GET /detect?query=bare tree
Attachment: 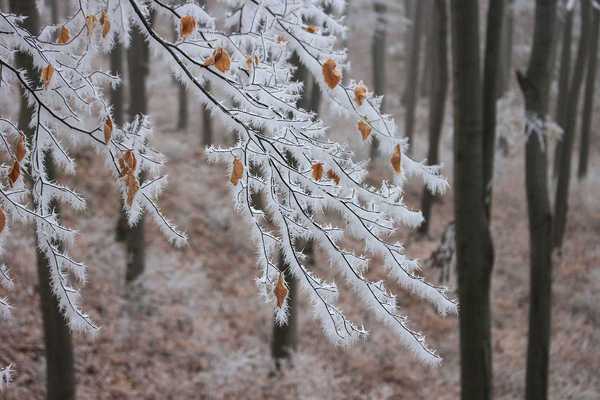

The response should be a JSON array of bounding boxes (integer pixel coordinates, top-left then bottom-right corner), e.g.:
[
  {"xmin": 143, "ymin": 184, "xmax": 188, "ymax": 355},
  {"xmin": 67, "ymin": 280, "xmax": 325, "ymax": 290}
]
[
  {"xmin": 9, "ymin": 2, "xmax": 76, "ymax": 399},
  {"xmin": 369, "ymin": 1, "xmax": 386, "ymax": 160},
  {"xmin": 577, "ymin": 6, "xmax": 599, "ymax": 179},
  {"xmin": 125, "ymin": 24, "xmax": 150, "ymax": 282},
  {"xmin": 419, "ymin": 0, "xmax": 448, "ymax": 235},
  {"xmin": 450, "ymin": 1, "xmax": 495, "ymax": 399},
  {"xmin": 516, "ymin": 1, "xmax": 558, "ymax": 398},
  {"xmin": 553, "ymin": 0, "xmax": 592, "ymax": 249},
  {"xmin": 404, "ymin": 0, "xmax": 425, "ymax": 154}
]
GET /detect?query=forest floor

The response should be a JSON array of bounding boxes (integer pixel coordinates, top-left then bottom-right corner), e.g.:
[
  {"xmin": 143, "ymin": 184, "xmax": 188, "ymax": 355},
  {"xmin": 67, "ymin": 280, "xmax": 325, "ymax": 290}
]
[{"xmin": 1, "ymin": 81, "xmax": 599, "ymax": 399}]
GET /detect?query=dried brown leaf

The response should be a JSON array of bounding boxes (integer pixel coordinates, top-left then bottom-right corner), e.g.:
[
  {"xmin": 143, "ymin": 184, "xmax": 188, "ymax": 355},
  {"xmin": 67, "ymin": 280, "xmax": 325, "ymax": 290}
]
[
  {"xmin": 57, "ymin": 25, "xmax": 71, "ymax": 44},
  {"xmin": 274, "ymin": 273, "xmax": 288, "ymax": 308},
  {"xmin": 180, "ymin": 15, "xmax": 197, "ymax": 40},
  {"xmin": 327, "ymin": 169, "xmax": 340, "ymax": 185},
  {"xmin": 305, "ymin": 25, "xmax": 318, "ymax": 33},
  {"xmin": 390, "ymin": 144, "xmax": 402, "ymax": 174},
  {"xmin": 0, "ymin": 208, "xmax": 5, "ymax": 234},
  {"xmin": 358, "ymin": 119, "xmax": 372, "ymax": 141},
  {"xmin": 8, "ymin": 161, "xmax": 20, "ymax": 187},
  {"xmin": 354, "ymin": 83, "xmax": 367, "ymax": 106},
  {"xmin": 86, "ymin": 15, "xmax": 97, "ymax": 35},
  {"xmin": 16, "ymin": 131, "xmax": 26, "ymax": 162},
  {"xmin": 311, "ymin": 162, "xmax": 324, "ymax": 181},
  {"xmin": 100, "ymin": 10, "xmax": 110, "ymax": 38},
  {"xmin": 126, "ymin": 173, "xmax": 140, "ymax": 207},
  {"xmin": 41, "ymin": 64, "xmax": 54, "ymax": 89},
  {"xmin": 104, "ymin": 116, "xmax": 113, "ymax": 145},
  {"xmin": 322, "ymin": 58, "xmax": 342, "ymax": 89},
  {"xmin": 230, "ymin": 158, "xmax": 244, "ymax": 186}
]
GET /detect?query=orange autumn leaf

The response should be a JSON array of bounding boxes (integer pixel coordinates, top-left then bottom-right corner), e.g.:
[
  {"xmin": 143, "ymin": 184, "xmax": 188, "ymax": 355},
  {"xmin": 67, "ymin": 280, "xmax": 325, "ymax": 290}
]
[
  {"xmin": 274, "ymin": 273, "xmax": 288, "ymax": 308},
  {"xmin": 41, "ymin": 64, "xmax": 54, "ymax": 89},
  {"xmin": 311, "ymin": 162, "xmax": 324, "ymax": 181},
  {"xmin": 103, "ymin": 116, "xmax": 113, "ymax": 145},
  {"xmin": 305, "ymin": 25, "xmax": 318, "ymax": 33},
  {"xmin": 354, "ymin": 83, "xmax": 367, "ymax": 106},
  {"xmin": 180, "ymin": 15, "xmax": 197, "ymax": 39},
  {"xmin": 322, "ymin": 58, "xmax": 342, "ymax": 89},
  {"xmin": 0, "ymin": 208, "xmax": 5, "ymax": 234},
  {"xmin": 203, "ymin": 48, "xmax": 231, "ymax": 73},
  {"xmin": 57, "ymin": 25, "xmax": 71, "ymax": 44},
  {"xmin": 390, "ymin": 144, "xmax": 402, "ymax": 174},
  {"xmin": 327, "ymin": 169, "xmax": 340, "ymax": 185},
  {"xmin": 126, "ymin": 173, "xmax": 140, "ymax": 207},
  {"xmin": 100, "ymin": 10, "xmax": 110, "ymax": 38},
  {"xmin": 230, "ymin": 158, "xmax": 244, "ymax": 185},
  {"xmin": 8, "ymin": 160, "xmax": 20, "ymax": 187},
  {"xmin": 85, "ymin": 15, "xmax": 97, "ymax": 35},
  {"xmin": 16, "ymin": 132, "xmax": 26, "ymax": 162},
  {"xmin": 358, "ymin": 119, "xmax": 372, "ymax": 140}
]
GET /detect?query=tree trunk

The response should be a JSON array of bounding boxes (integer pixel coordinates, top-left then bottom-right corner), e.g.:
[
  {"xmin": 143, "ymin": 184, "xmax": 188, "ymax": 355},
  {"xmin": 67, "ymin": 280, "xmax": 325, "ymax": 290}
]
[
  {"xmin": 553, "ymin": 8, "xmax": 574, "ymax": 177},
  {"xmin": 516, "ymin": 2, "xmax": 558, "ymax": 399},
  {"xmin": 125, "ymin": 24, "xmax": 149, "ymax": 283},
  {"xmin": 177, "ymin": 82, "xmax": 188, "ymax": 131},
  {"xmin": 553, "ymin": 1, "xmax": 591, "ymax": 249},
  {"xmin": 482, "ymin": 0, "xmax": 505, "ymax": 219},
  {"xmin": 419, "ymin": 0, "xmax": 434, "ymax": 98},
  {"xmin": 449, "ymin": 2, "xmax": 494, "ymax": 400},
  {"xmin": 10, "ymin": 1, "xmax": 76, "ymax": 399},
  {"xmin": 418, "ymin": 0, "xmax": 448, "ymax": 235},
  {"xmin": 370, "ymin": 1, "xmax": 386, "ymax": 161},
  {"xmin": 404, "ymin": 0, "xmax": 425, "ymax": 154},
  {"xmin": 497, "ymin": 1, "xmax": 514, "ymax": 97},
  {"xmin": 201, "ymin": 102, "xmax": 213, "ymax": 147},
  {"xmin": 577, "ymin": 7, "xmax": 599, "ymax": 179}
]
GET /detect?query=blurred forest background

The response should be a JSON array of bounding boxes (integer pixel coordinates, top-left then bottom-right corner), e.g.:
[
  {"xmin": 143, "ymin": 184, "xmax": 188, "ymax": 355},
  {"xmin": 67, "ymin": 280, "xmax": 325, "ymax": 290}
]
[{"xmin": 0, "ymin": 0, "xmax": 599, "ymax": 399}]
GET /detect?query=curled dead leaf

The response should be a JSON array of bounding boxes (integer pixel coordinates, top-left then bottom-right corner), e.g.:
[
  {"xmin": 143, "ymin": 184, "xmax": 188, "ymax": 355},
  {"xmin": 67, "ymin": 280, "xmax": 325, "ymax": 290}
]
[
  {"xmin": 8, "ymin": 160, "xmax": 20, "ymax": 187},
  {"xmin": 103, "ymin": 116, "xmax": 113, "ymax": 145},
  {"xmin": 354, "ymin": 83, "xmax": 367, "ymax": 106},
  {"xmin": 100, "ymin": 10, "xmax": 110, "ymax": 38},
  {"xmin": 322, "ymin": 58, "xmax": 342, "ymax": 89},
  {"xmin": 126, "ymin": 173, "xmax": 140, "ymax": 207},
  {"xmin": 305, "ymin": 25, "xmax": 318, "ymax": 33},
  {"xmin": 0, "ymin": 208, "xmax": 5, "ymax": 234},
  {"xmin": 41, "ymin": 64, "xmax": 54, "ymax": 89},
  {"xmin": 16, "ymin": 131, "xmax": 26, "ymax": 162},
  {"xmin": 230, "ymin": 158, "xmax": 244, "ymax": 186},
  {"xmin": 180, "ymin": 15, "xmax": 197, "ymax": 40},
  {"xmin": 327, "ymin": 169, "xmax": 340, "ymax": 185},
  {"xmin": 57, "ymin": 25, "xmax": 71, "ymax": 44},
  {"xmin": 86, "ymin": 15, "xmax": 97, "ymax": 35},
  {"xmin": 358, "ymin": 119, "xmax": 372, "ymax": 141},
  {"xmin": 274, "ymin": 273, "xmax": 288, "ymax": 308},
  {"xmin": 123, "ymin": 150, "xmax": 137, "ymax": 172},
  {"xmin": 311, "ymin": 162, "xmax": 323, "ymax": 181},
  {"xmin": 203, "ymin": 48, "xmax": 231, "ymax": 73},
  {"xmin": 390, "ymin": 144, "xmax": 402, "ymax": 174}
]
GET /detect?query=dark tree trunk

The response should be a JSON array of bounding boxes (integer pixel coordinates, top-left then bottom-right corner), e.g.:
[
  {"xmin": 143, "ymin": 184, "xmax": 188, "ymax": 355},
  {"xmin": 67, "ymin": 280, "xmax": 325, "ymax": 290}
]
[
  {"xmin": 10, "ymin": 1, "xmax": 76, "ymax": 399},
  {"xmin": 516, "ymin": 2, "xmax": 558, "ymax": 400},
  {"xmin": 497, "ymin": 1, "xmax": 514, "ymax": 97},
  {"xmin": 201, "ymin": 102, "xmax": 213, "ymax": 147},
  {"xmin": 482, "ymin": 0, "xmax": 505, "ymax": 219},
  {"xmin": 418, "ymin": 0, "xmax": 448, "ymax": 235},
  {"xmin": 125, "ymin": 24, "xmax": 149, "ymax": 283},
  {"xmin": 553, "ymin": 8, "xmax": 574, "ymax": 176},
  {"xmin": 419, "ymin": 0, "xmax": 434, "ymax": 98},
  {"xmin": 577, "ymin": 7, "xmax": 599, "ymax": 179},
  {"xmin": 404, "ymin": 0, "xmax": 425, "ymax": 154},
  {"xmin": 177, "ymin": 82, "xmax": 188, "ymax": 131},
  {"xmin": 449, "ymin": 2, "xmax": 494, "ymax": 400},
  {"xmin": 370, "ymin": 1, "xmax": 386, "ymax": 160},
  {"xmin": 553, "ymin": 1, "xmax": 592, "ymax": 249}
]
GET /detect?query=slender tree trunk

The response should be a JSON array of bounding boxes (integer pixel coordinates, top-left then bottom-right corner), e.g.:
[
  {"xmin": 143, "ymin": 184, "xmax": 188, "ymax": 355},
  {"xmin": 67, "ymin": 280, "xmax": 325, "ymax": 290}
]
[
  {"xmin": 125, "ymin": 24, "xmax": 149, "ymax": 283},
  {"xmin": 370, "ymin": 1, "xmax": 386, "ymax": 160},
  {"xmin": 201, "ymin": 101, "xmax": 213, "ymax": 147},
  {"xmin": 418, "ymin": 0, "xmax": 448, "ymax": 235},
  {"xmin": 404, "ymin": 0, "xmax": 425, "ymax": 154},
  {"xmin": 419, "ymin": 0, "xmax": 434, "ymax": 98},
  {"xmin": 553, "ymin": 8, "xmax": 574, "ymax": 176},
  {"xmin": 177, "ymin": 83, "xmax": 188, "ymax": 131},
  {"xmin": 553, "ymin": 1, "xmax": 591, "ymax": 249},
  {"xmin": 482, "ymin": 0, "xmax": 505, "ymax": 219},
  {"xmin": 497, "ymin": 1, "xmax": 513, "ymax": 97},
  {"xmin": 577, "ymin": 7, "xmax": 599, "ymax": 179},
  {"xmin": 516, "ymin": 2, "xmax": 558, "ymax": 400},
  {"xmin": 10, "ymin": 1, "xmax": 76, "ymax": 399},
  {"xmin": 450, "ymin": 2, "xmax": 494, "ymax": 400}
]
